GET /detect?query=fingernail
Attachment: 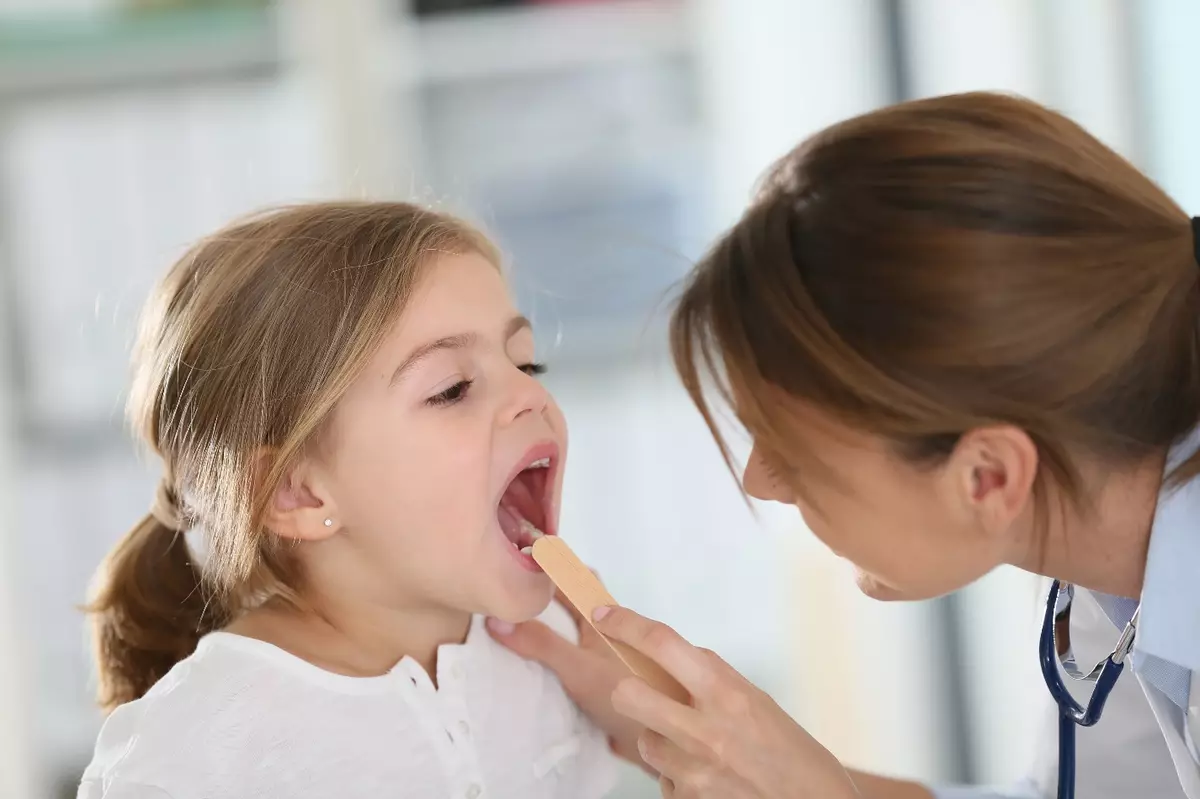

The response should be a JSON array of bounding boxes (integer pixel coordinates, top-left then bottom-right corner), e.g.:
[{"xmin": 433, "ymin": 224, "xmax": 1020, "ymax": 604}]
[
  {"xmin": 487, "ymin": 618, "xmax": 515, "ymax": 636},
  {"xmin": 637, "ymin": 736, "xmax": 649, "ymax": 761},
  {"xmin": 592, "ymin": 606, "xmax": 612, "ymax": 622}
]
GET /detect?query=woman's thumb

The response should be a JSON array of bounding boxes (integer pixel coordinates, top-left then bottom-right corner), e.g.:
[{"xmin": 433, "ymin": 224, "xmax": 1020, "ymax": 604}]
[{"xmin": 487, "ymin": 618, "xmax": 585, "ymax": 680}]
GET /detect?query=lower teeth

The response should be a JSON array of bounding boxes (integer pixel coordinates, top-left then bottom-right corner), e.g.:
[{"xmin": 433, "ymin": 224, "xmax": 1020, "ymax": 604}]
[
  {"xmin": 520, "ymin": 519, "xmax": 545, "ymax": 540},
  {"xmin": 515, "ymin": 519, "xmax": 544, "ymax": 556}
]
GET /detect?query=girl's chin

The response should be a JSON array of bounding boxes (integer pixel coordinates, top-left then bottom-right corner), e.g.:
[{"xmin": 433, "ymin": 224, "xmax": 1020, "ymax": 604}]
[{"xmin": 488, "ymin": 577, "xmax": 555, "ymax": 623}]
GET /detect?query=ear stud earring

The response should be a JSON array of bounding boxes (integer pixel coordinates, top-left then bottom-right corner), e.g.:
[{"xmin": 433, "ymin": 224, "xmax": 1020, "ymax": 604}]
[{"xmin": 324, "ymin": 518, "xmax": 333, "ymax": 527}]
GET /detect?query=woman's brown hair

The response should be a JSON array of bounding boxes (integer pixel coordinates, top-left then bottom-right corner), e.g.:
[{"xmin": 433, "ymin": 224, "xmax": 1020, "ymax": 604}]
[
  {"xmin": 88, "ymin": 202, "xmax": 497, "ymax": 713},
  {"xmin": 672, "ymin": 92, "xmax": 1200, "ymax": 512}
]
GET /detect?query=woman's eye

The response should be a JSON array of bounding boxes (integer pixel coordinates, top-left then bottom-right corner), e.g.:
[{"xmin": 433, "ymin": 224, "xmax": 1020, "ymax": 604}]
[
  {"xmin": 427, "ymin": 379, "xmax": 473, "ymax": 407},
  {"xmin": 762, "ymin": 455, "xmax": 794, "ymax": 483},
  {"xmin": 520, "ymin": 362, "xmax": 547, "ymax": 377}
]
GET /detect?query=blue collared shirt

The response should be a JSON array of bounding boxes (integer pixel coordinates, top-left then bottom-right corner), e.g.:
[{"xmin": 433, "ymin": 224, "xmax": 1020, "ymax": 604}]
[{"xmin": 936, "ymin": 431, "xmax": 1200, "ymax": 799}]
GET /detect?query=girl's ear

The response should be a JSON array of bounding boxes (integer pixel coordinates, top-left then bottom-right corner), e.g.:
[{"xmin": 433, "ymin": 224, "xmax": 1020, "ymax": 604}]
[{"xmin": 261, "ymin": 455, "xmax": 342, "ymax": 542}]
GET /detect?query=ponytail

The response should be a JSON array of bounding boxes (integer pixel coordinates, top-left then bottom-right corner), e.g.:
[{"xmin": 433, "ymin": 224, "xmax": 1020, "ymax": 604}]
[{"xmin": 87, "ymin": 501, "xmax": 227, "ymax": 713}]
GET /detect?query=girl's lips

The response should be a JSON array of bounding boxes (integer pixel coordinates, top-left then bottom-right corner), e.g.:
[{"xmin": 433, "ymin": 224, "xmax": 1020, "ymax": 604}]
[{"xmin": 507, "ymin": 542, "xmax": 544, "ymax": 573}]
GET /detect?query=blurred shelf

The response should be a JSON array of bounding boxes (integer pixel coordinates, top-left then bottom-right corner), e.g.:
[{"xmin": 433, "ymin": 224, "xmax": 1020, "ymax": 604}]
[
  {"xmin": 395, "ymin": 0, "xmax": 693, "ymax": 84},
  {"xmin": 0, "ymin": 6, "xmax": 278, "ymax": 101}
]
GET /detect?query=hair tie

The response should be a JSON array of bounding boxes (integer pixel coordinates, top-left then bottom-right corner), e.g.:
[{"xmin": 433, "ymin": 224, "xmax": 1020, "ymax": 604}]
[
  {"xmin": 1192, "ymin": 217, "xmax": 1200, "ymax": 266},
  {"xmin": 150, "ymin": 478, "xmax": 185, "ymax": 532}
]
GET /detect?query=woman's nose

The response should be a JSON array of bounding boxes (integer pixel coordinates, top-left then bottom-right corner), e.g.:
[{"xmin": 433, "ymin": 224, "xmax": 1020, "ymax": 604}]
[{"xmin": 743, "ymin": 444, "xmax": 793, "ymax": 503}]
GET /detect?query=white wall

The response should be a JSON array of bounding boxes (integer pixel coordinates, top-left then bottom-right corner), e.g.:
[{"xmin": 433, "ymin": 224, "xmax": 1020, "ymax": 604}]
[
  {"xmin": 693, "ymin": 0, "xmax": 891, "ymax": 229},
  {"xmin": 1041, "ymin": 0, "xmax": 1140, "ymax": 161},
  {"xmin": 901, "ymin": 0, "xmax": 1047, "ymax": 102},
  {"xmin": 0, "ymin": 309, "xmax": 36, "ymax": 799},
  {"xmin": 1138, "ymin": 0, "xmax": 1200, "ymax": 213}
]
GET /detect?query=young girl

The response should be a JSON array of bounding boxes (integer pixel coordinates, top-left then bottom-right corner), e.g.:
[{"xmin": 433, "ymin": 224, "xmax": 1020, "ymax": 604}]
[{"xmin": 78, "ymin": 203, "xmax": 619, "ymax": 798}]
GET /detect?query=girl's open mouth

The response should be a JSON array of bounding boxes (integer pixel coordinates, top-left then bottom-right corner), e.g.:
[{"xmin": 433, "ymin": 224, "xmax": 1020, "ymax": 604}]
[{"xmin": 497, "ymin": 451, "xmax": 556, "ymax": 558}]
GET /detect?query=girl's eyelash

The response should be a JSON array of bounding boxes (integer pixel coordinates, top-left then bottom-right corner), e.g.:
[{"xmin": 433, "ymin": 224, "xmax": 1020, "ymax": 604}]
[
  {"xmin": 425, "ymin": 364, "xmax": 545, "ymax": 408},
  {"xmin": 427, "ymin": 379, "xmax": 473, "ymax": 407}
]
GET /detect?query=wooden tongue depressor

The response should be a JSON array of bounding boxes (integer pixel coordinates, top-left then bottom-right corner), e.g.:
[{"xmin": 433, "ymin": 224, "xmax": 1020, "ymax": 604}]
[{"xmin": 532, "ymin": 536, "xmax": 690, "ymax": 705}]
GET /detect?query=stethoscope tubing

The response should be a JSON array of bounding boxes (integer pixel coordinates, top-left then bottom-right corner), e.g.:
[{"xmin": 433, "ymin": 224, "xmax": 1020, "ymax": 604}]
[{"xmin": 1039, "ymin": 580, "xmax": 1137, "ymax": 799}]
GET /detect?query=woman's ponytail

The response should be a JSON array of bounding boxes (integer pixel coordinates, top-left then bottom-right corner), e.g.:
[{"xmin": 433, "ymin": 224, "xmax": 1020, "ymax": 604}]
[
  {"xmin": 1168, "ymin": 216, "xmax": 1200, "ymax": 488},
  {"xmin": 87, "ymin": 481, "xmax": 226, "ymax": 713}
]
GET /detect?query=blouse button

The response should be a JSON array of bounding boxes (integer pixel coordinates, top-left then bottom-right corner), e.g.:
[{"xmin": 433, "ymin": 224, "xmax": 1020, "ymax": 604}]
[{"xmin": 465, "ymin": 784, "xmax": 482, "ymax": 799}]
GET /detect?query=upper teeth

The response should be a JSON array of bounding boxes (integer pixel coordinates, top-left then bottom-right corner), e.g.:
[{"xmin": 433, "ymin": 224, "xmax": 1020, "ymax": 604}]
[{"xmin": 528, "ymin": 458, "xmax": 550, "ymax": 469}]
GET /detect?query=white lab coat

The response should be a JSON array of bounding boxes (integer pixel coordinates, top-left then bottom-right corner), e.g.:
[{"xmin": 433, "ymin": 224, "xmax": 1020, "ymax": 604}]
[
  {"xmin": 940, "ymin": 584, "xmax": 1195, "ymax": 799},
  {"xmin": 1027, "ymin": 584, "xmax": 1189, "ymax": 799}
]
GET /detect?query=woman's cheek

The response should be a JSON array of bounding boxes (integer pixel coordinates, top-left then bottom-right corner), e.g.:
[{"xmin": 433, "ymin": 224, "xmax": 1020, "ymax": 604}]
[{"xmin": 793, "ymin": 500, "xmax": 848, "ymax": 556}]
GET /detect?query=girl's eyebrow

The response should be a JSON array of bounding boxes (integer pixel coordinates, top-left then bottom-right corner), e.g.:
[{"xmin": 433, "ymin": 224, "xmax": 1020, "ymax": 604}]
[
  {"xmin": 389, "ymin": 315, "xmax": 531, "ymax": 386},
  {"xmin": 389, "ymin": 333, "xmax": 475, "ymax": 387}
]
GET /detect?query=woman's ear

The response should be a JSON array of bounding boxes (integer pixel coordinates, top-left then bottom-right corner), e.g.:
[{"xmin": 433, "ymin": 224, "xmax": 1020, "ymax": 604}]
[
  {"xmin": 262, "ymin": 455, "xmax": 341, "ymax": 542},
  {"xmin": 950, "ymin": 425, "xmax": 1038, "ymax": 533}
]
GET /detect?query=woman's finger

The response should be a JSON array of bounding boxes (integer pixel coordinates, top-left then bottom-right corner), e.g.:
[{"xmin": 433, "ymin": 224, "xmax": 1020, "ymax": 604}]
[
  {"xmin": 639, "ymin": 730, "xmax": 708, "ymax": 784},
  {"xmin": 645, "ymin": 730, "xmax": 751, "ymax": 799},
  {"xmin": 612, "ymin": 676, "xmax": 711, "ymax": 757},
  {"xmin": 594, "ymin": 606, "xmax": 715, "ymax": 695},
  {"xmin": 487, "ymin": 619, "xmax": 601, "ymax": 695},
  {"xmin": 554, "ymin": 587, "xmax": 585, "ymax": 626}
]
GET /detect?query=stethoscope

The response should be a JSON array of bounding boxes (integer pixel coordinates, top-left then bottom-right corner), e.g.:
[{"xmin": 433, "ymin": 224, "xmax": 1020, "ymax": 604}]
[{"xmin": 1039, "ymin": 580, "xmax": 1141, "ymax": 799}]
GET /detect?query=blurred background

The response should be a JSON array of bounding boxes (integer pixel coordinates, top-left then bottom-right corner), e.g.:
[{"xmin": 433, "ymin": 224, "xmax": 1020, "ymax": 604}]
[{"xmin": 0, "ymin": 0, "xmax": 1198, "ymax": 797}]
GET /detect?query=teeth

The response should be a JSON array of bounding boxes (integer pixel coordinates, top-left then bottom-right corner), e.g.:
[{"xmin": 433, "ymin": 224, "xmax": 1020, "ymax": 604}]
[
  {"xmin": 528, "ymin": 458, "xmax": 550, "ymax": 469},
  {"xmin": 520, "ymin": 546, "xmax": 533, "ymax": 555},
  {"xmin": 520, "ymin": 518, "xmax": 545, "ymax": 540}
]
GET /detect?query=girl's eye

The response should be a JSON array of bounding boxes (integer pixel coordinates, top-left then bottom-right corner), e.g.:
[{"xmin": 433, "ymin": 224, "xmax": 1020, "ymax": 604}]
[
  {"xmin": 425, "ymin": 364, "xmax": 543, "ymax": 407},
  {"xmin": 427, "ymin": 379, "xmax": 473, "ymax": 407},
  {"xmin": 520, "ymin": 362, "xmax": 547, "ymax": 377}
]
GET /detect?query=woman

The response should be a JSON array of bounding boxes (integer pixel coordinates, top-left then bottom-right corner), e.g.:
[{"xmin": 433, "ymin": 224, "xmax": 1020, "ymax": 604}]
[{"xmin": 487, "ymin": 92, "xmax": 1200, "ymax": 798}]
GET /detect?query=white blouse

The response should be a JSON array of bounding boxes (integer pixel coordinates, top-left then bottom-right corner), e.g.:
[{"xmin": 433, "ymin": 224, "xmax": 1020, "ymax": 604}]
[{"xmin": 78, "ymin": 605, "xmax": 618, "ymax": 799}]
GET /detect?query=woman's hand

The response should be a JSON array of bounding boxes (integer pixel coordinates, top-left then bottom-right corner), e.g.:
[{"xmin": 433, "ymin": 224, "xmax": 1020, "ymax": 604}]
[
  {"xmin": 492, "ymin": 599, "xmax": 861, "ymax": 799},
  {"xmin": 591, "ymin": 605, "xmax": 859, "ymax": 798},
  {"xmin": 487, "ymin": 591, "xmax": 648, "ymax": 768}
]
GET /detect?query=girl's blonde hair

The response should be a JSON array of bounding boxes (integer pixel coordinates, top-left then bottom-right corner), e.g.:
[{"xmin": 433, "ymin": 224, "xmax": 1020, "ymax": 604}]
[{"xmin": 88, "ymin": 202, "xmax": 497, "ymax": 713}]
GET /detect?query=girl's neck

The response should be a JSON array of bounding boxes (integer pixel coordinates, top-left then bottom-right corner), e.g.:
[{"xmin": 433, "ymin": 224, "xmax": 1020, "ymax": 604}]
[
  {"xmin": 228, "ymin": 593, "xmax": 472, "ymax": 682},
  {"xmin": 1015, "ymin": 453, "xmax": 1164, "ymax": 600}
]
